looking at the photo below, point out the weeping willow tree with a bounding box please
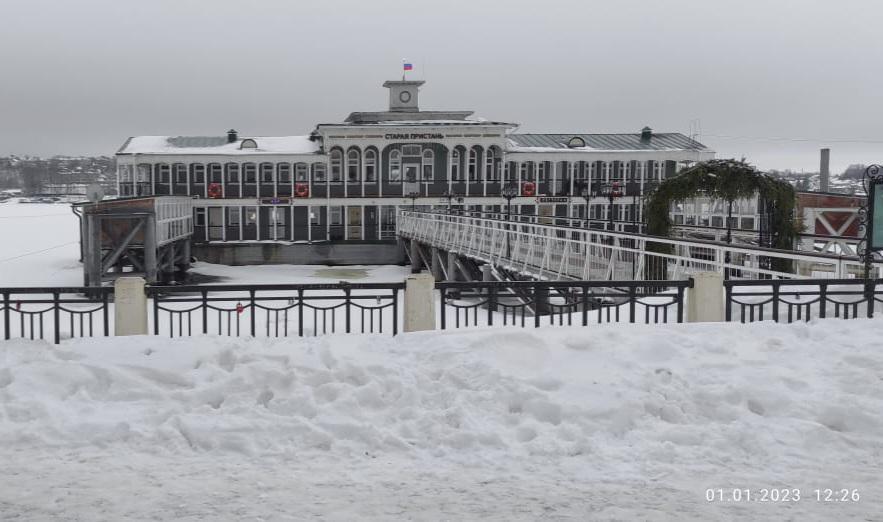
[644,159,800,277]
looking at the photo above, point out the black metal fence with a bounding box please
[6,278,883,344]
[725,279,883,323]
[145,283,403,338]
[438,280,691,329]
[1,287,112,343]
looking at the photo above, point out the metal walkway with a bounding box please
[397,211,878,281]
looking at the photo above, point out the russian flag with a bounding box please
[403,62,413,71]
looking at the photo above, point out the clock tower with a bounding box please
[383,80,424,112]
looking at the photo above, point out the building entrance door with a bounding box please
[404,164,419,183]
[208,207,224,240]
[347,207,362,240]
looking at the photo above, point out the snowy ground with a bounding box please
[2,319,881,520]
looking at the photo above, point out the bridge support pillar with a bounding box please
[409,239,422,273]
[687,272,724,322]
[446,251,458,282]
[431,247,442,281]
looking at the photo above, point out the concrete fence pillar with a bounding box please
[686,272,724,323]
[404,272,436,332]
[114,276,148,335]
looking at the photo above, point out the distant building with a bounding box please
[115,79,713,263]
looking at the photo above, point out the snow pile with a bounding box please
[2,320,882,519]
[2,320,882,465]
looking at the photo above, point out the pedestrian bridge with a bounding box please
[396,210,877,281]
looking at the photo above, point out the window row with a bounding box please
[120,159,672,186]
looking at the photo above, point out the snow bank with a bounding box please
[2,320,881,463]
[2,320,882,519]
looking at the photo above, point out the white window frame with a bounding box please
[422,149,434,182]
[451,149,461,181]
[389,151,402,182]
[330,150,343,183]
[365,150,377,182]
[330,206,343,225]
[225,163,239,183]
[243,163,257,184]
[295,163,308,182]
[227,207,241,226]
[346,150,360,183]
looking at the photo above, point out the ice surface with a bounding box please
[1,319,881,520]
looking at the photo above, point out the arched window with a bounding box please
[468,149,478,181]
[611,161,623,181]
[243,163,257,184]
[576,161,589,183]
[259,163,274,183]
[225,163,239,183]
[389,150,402,182]
[295,163,308,182]
[346,149,360,183]
[208,163,223,184]
[190,164,205,184]
[330,150,343,182]
[451,149,461,181]
[173,163,187,183]
[240,139,257,149]
[156,164,170,184]
[277,163,291,184]
[485,148,495,180]
[422,149,434,181]
[364,149,377,182]
[567,136,586,148]
[312,163,326,183]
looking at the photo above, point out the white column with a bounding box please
[114,277,148,336]
[446,147,453,196]
[687,272,725,322]
[481,146,487,197]
[404,273,436,332]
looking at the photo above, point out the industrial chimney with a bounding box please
[819,148,830,192]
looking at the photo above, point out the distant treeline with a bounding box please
[0,156,116,194]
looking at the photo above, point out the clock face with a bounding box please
[399,90,412,103]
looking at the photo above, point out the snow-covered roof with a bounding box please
[507,133,709,153]
[117,136,320,156]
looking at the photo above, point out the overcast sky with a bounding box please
[0,0,880,173]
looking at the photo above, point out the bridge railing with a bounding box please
[397,210,880,281]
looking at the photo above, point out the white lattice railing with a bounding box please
[397,211,880,281]
[153,197,193,245]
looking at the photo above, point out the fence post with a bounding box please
[404,273,436,333]
[114,277,148,336]
[687,272,724,323]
